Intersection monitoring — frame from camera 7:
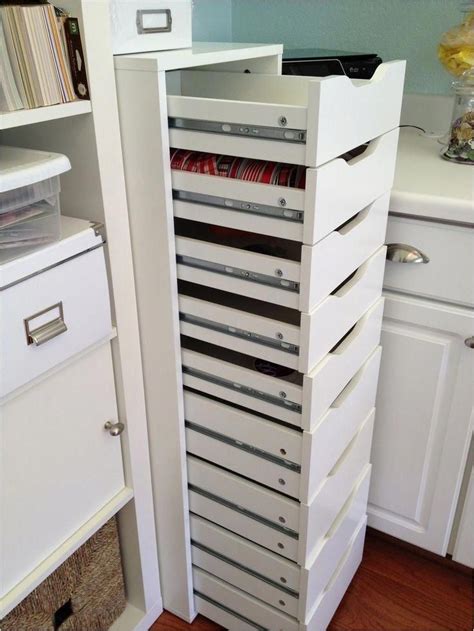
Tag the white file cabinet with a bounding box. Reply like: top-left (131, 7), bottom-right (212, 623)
top-left (0, 217), bottom-right (126, 601)
top-left (115, 44), bottom-right (405, 628)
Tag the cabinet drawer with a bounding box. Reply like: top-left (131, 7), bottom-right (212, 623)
top-left (172, 130), bottom-right (399, 245)
top-left (167, 62), bottom-right (405, 167)
top-left (1, 343), bottom-right (125, 597)
top-left (193, 516), bottom-right (367, 631)
top-left (190, 466), bottom-right (370, 621)
top-left (181, 251), bottom-right (384, 431)
top-left (1, 245), bottom-right (112, 397)
top-left (179, 263), bottom-right (384, 377)
top-left (384, 216), bottom-right (474, 307)
top-left (187, 409), bottom-right (373, 565)
top-left (185, 347), bottom-right (380, 502)
top-left (176, 207), bottom-right (387, 313)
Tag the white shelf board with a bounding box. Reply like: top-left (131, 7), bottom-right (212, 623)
top-left (114, 41), bottom-right (283, 72)
top-left (109, 601), bottom-right (164, 631)
top-left (0, 486), bottom-right (134, 618)
top-left (0, 100), bottom-right (92, 131)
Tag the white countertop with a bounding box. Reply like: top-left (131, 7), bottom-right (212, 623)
top-left (391, 128), bottom-right (474, 225)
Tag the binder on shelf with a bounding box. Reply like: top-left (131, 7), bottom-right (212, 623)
top-left (0, 2), bottom-right (90, 112)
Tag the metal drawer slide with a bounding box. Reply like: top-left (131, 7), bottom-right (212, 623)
top-left (173, 190), bottom-right (304, 223)
top-left (182, 365), bottom-right (302, 414)
top-left (169, 117), bottom-right (307, 144)
top-left (180, 312), bottom-right (299, 355)
top-left (177, 255), bottom-right (300, 292)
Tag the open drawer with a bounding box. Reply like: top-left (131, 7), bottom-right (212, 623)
top-left (185, 346), bottom-right (380, 502)
top-left (175, 213), bottom-right (387, 313)
top-left (167, 62), bottom-right (405, 167)
top-left (187, 408), bottom-right (373, 565)
top-left (172, 130), bottom-right (399, 245)
top-left (178, 248), bottom-right (385, 375)
top-left (190, 466), bottom-right (370, 622)
top-left (193, 516), bottom-right (367, 631)
top-left (180, 253), bottom-right (385, 430)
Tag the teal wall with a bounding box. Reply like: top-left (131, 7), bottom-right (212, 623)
top-left (192, 0), bottom-right (232, 42)
top-left (191, 1), bottom-right (460, 94)
top-left (230, 0), bottom-right (460, 94)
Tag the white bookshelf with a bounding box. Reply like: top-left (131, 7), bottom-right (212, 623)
top-left (0, 1), bottom-right (163, 629)
top-left (0, 100), bottom-right (92, 131)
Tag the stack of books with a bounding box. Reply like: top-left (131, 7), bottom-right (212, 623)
top-left (0, 2), bottom-right (88, 112)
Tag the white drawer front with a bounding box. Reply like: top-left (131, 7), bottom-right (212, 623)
top-left (307, 298), bottom-right (384, 424)
top-left (305, 517), bottom-right (366, 631)
top-left (172, 129), bottom-right (399, 246)
top-left (184, 348), bottom-right (380, 502)
top-left (193, 567), bottom-right (299, 631)
top-left (184, 389), bottom-right (303, 465)
top-left (187, 411), bottom-right (373, 565)
top-left (190, 466), bottom-right (370, 622)
top-left (168, 62), bottom-right (405, 167)
top-left (1, 246), bottom-right (112, 397)
top-left (193, 516), bottom-right (366, 631)
top-left (301, 348), bottom-right (380, 503)
top-left (188, 454), bottom-right (300, 534)
top-left (384, 216), bottom-right (474, 307)
top-left (176, 209), bottom-right (387, 313)
top-left (181, 250), bottom-right (385, 431)
top-left (178, 208), bottom-right (387, 377)
top-left (191, 543), bottom-right (300, 618)
top-left (300, 410), bottom-right (373, 564)
top-left (189, 487), bottom-right (300, 561)
top-left (110, 0), bottom-right (192, 55)
top-left (190, 514), bottom-right (300, 593)
top-left (183, 298), bottom-right (384, 429)
top-left (1, 343), bottom-right (125, 597)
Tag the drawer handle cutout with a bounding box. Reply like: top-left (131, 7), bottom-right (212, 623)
top-left (24, 302), bottom-right (67, 346)
top-left (386, 243), bottom-right (429, 264)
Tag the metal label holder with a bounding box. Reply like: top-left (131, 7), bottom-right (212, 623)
top-left (136, 8), bottom-right (172, 34)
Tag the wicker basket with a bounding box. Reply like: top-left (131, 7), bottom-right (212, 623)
top-left (1, 517), bottom-right (126, 631)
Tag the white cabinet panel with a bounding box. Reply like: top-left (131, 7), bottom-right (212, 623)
top-left (384, 216), bottom-right (474, 308)
top-left (368, 294), bottom-right (474, 554)
top-left (1, 343), bottom-right (125, 597)
top-left (453, 462), bottom-right (474, 568)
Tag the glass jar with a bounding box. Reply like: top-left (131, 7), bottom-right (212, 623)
top-left (438, 2), bottom-right (474, 76)
top-left (443, 67), bottom-right (474, 164)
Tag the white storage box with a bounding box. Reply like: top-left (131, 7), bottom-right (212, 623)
top-left (0, 146), bottom-right (71, 258)
top-left (0, 215), bottom-right (113, 398)
top-left (110, 0), bottom-right (192, 55)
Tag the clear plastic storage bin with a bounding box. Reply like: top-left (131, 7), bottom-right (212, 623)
top-left (0, 146), bottom-right (71, 259)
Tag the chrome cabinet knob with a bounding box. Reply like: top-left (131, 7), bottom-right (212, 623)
top-left (465, 336), bottom-right (474, 349)
top-left (104, 420), bottom-right (125, 436)
top-left (386, 243), bottom-right (430, 264)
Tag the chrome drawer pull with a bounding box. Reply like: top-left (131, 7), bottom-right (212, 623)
top-left (24, 302), bottom-right (68, 346)
top-left (386, 243), bottom-right (430, 264)
top-left (104, 420), bottom-right (125, 436)
top-left (136, 8), bottom-right (172, 34)
top-left (465, 336), bottom-right (474, 349)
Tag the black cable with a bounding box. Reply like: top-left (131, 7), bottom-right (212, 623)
top-left (399, 124), bottom-right (427, 133)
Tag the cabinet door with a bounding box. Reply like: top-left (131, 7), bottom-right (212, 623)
top-left (368, 294), bottom-right (474, 554)
top-left (1, 342), bottom-right (125, 597)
